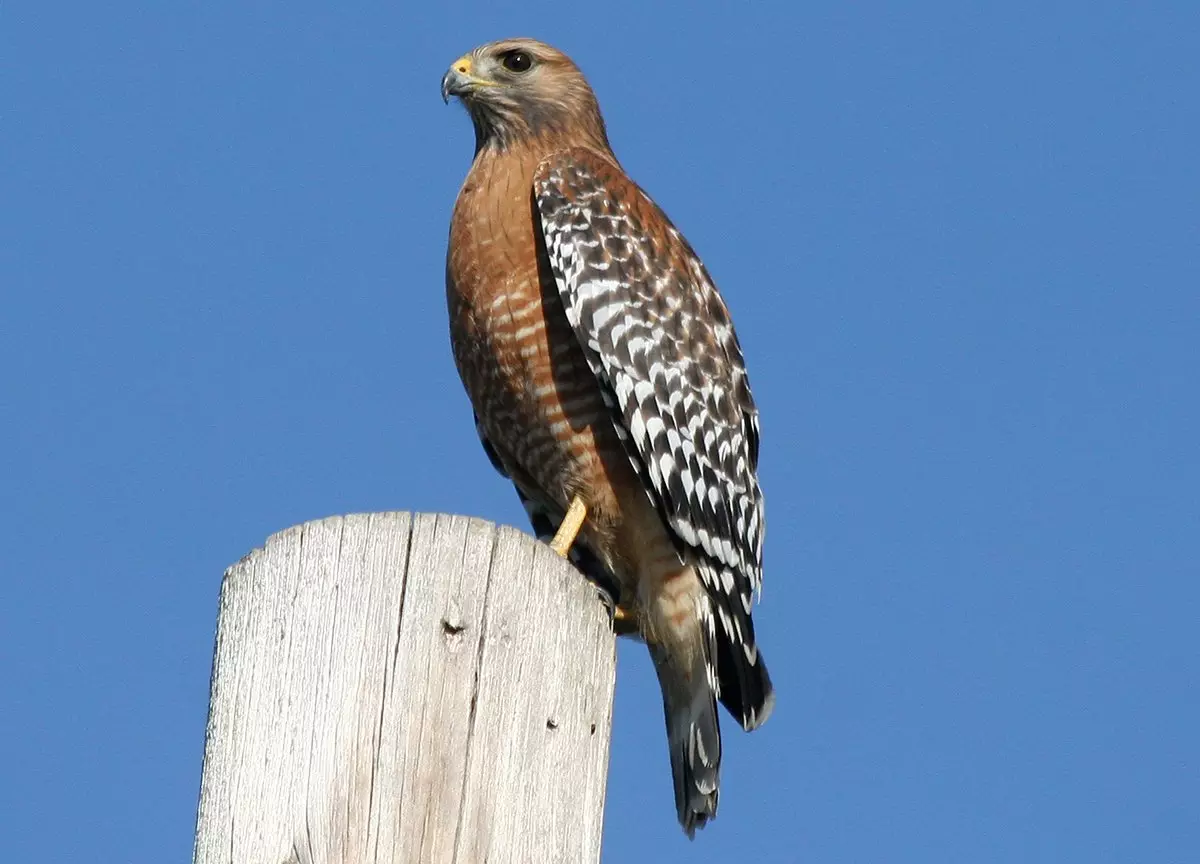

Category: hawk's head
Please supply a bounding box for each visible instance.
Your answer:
[441,38,610,153]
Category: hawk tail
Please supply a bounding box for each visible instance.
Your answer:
[651,639,722,837]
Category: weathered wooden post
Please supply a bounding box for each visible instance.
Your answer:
[193,512,616,864]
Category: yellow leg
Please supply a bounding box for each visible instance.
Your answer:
[549,496,639,636]
[550,495,587,557]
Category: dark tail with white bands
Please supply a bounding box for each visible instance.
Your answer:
[651,640,722,837]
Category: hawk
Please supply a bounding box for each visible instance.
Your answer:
[441,38,774,835]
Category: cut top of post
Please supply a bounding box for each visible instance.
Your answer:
[194,512,616,864]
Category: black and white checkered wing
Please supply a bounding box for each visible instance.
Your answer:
[534,149,769,716]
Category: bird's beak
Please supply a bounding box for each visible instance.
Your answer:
[441,54,494,104]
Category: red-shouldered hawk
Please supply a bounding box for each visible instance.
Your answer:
[442,38,774,836]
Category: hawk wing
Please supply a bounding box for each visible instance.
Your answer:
[534,148,768,690]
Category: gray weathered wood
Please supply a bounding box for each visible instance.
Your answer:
[193,512,616,864]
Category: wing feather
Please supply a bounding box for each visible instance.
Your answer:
[533,149,767,676]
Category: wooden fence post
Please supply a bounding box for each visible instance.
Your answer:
[193,512,616,864]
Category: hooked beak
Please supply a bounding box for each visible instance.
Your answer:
[441,54,494,104]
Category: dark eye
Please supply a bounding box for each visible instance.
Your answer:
[501,51,533,73]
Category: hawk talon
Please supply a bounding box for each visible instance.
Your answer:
[611,603,640,637]
[593,585,640,637]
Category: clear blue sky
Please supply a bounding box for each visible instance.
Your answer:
[2,2,1197,861]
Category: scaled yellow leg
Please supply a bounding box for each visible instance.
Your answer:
[550,495,587,557]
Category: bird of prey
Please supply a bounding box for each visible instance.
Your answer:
[441,37,774,836]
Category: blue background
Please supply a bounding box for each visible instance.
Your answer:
[2,2,1197,861]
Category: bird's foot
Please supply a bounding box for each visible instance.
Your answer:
[611,603,640,637]
[593,585,641,638]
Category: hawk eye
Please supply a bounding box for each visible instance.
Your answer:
[501,51,533,73]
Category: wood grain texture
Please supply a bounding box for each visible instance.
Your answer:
[193,512,615,864]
